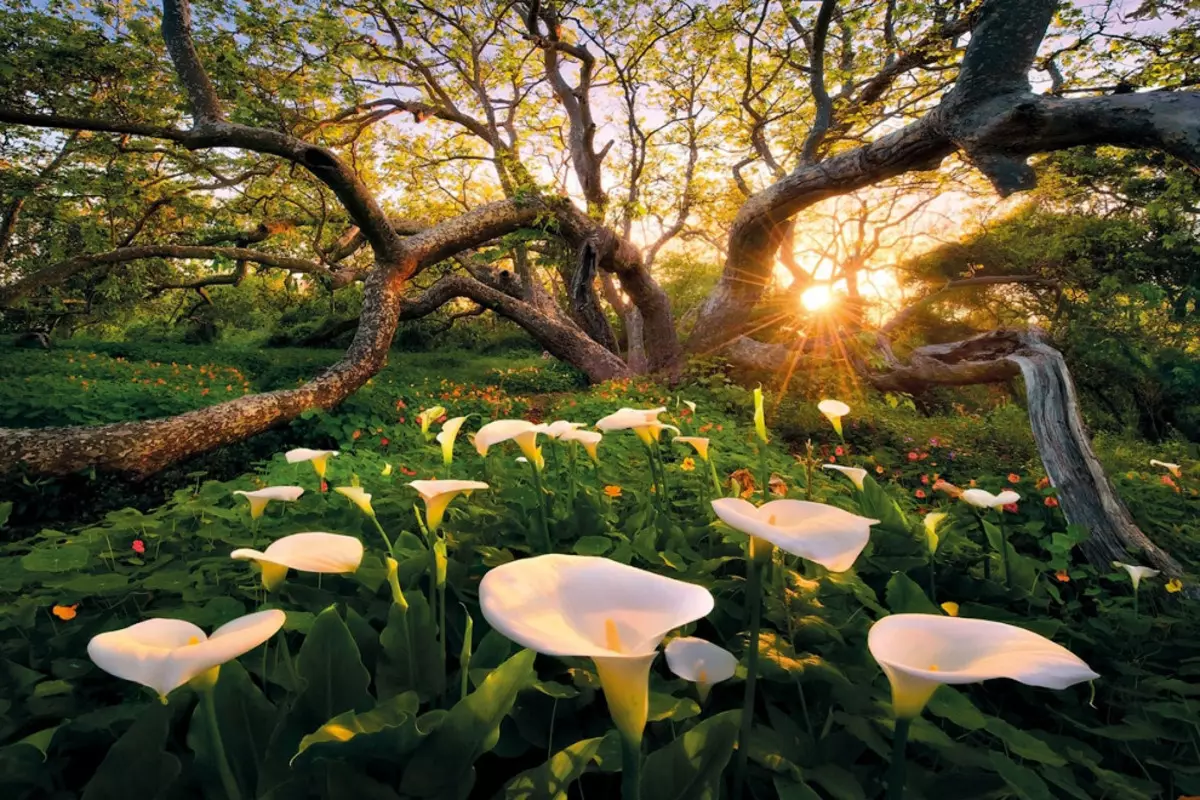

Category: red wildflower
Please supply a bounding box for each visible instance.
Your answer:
[1002,503,1018,513]
[401,466,417,476]
[1008,473,1021,484]
[380,437,390,446]
[1162,474,1179,491]
[132,539,145,554]
[907,452,918,461]
[1044,496,1059,508]
[920,474,929,485]
[915,489,926,499]
[835,446,844,456]
[320,480,328,493]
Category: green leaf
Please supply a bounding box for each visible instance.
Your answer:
[926,687,987,731]
[984,718,1067,766]
[884,572,939,614]
[295,606,372,726]
[0,502,12,529]
[400,648,537,798]
[82,702,181,800]
[293,691,437,765]
[858,476,910,535]
[377,590,444,702]
[502,736,605,799]
[640,709,740,800]
[22,545,89,573]
[573,536,613,556]
[187,661,275,798]
[989,752,1055,800]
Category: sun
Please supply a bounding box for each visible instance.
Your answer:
[800,285,834,312]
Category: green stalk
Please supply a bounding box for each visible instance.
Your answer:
[708,456,722,496]
[1134,587,1140,620]
[732,555,764,800]
[567,443,578,514]
[1000,522,1011,589]
[758,442,771,503]
[887,716,912,800]
[928,554,937,604]
[529,460,553,553]
[654,440,671,514]
[369,515,394,556]
[202,686,243,800]
[620,733,642,800]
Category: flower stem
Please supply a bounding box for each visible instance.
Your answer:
[202,686,243,800]
[370,515,394,557]
[928,555,937,604]
[887,716,912,800]
[709,457,722,496]
[732,555,764,800]
[620,732,642,800]
[999,521,1011,589]
[758,443,770,503]
[529,460,553,553]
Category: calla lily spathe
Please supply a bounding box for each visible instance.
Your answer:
[1113,561,1160,591]
[409,479,489,532]
[88,610,286,699]
[233,486,304,519]
[559,428,602,463]
[960,488,1020,509]
[822,464,866,490]
[536,420,586,439]
[712,498,878,572]
[475,420,544,469]
[1149,459,1181,477]
[285,448,338,478]
[818,399,850,437]
[479,554,714,744]
[595,407,680,445]
[753,385,768,442]
[923,511,948,554]
[416,406,446,435]
[231,532,364,590]
[665,636,737,702]
[334,485,375,516]
[674,436,711,462]
[436,416,469,465]
[868,613,1098,718]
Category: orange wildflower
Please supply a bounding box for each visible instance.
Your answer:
[1008,473,1020,484]
[1055,570,1070,583]
[604,485,622,498]
[1044,496,1059,507]
[53,604,79,621]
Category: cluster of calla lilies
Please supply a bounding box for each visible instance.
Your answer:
[83,395,1101,800]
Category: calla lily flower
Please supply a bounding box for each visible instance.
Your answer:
[381,462,393,476]
[683,400,697,414]
[231,532,364,590]
[665,636,737,702]
[868,613,1098,718]
[595,407,680,445]
[818,399,850,437]
[479,554,714,744]
[924,512,948,554]
[334,486,375,516]
[822,464,866,490]
[960,488,1021,509]
[408,479,489,532]
[416,406,446,436]
[1150,459,1181,478]
[674,436,711,462]
[233,486,303,519]
[536,420,587,439]
[560,428,602,463]
[1113,561,1160,591]
[285,448,338,478]
[436,416,469,465]
[712,498,878,572]
[753,385,768,442]
[88,610,286,699]
[475,420,544,469]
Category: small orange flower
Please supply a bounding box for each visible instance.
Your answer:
[604,485,622,498]
[914,489,926,499]
[1036,476,1050,490]
[1162,474,1179,492]
[1044,496,1059,507]
[352,430,362,440]
[875,465,885,474]
[52,604,79,621]
[1055,569,1070,583]
[681,457,696,472]
[1008,473,1020,484]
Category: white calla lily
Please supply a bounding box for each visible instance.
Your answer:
[480,554,714,744]
[436,416,469,465]
[233,486,303,519]
[923,512,948,554]
[88,610,286,699]
[818,399,851,437]
[560,428,602,463]
[674,436,711,462]
[665,636,737,702]
[285,448,338,478]
[683,400,697,414]
[960,488,1021,509]
[1113,561,1160,591]
[334,485,374,516]
[595,407,679,445]
[475,420,544,469]
[712,498,878,572]
[868,613,1099,718]
[822,464,867,490]
[536,420,587,439]
[416,406,446,435]
[231,532,364,590]
[409,479,489,532]
[1149,459,1181,477]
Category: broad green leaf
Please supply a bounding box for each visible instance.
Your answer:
[295,606,372,725]
[377,590,444,702]
[984,718,1067,766]
[573,536,613,556]
[82,703,181,800]
[22,545,89,573]
[400,648,537,798]
[926,687,987,731]
[293,691,438,765]
[884,572,939,614]
[187,661,275,798]
[640,709,740,800]
[989,752,1055,800]
[502,736,604,799]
